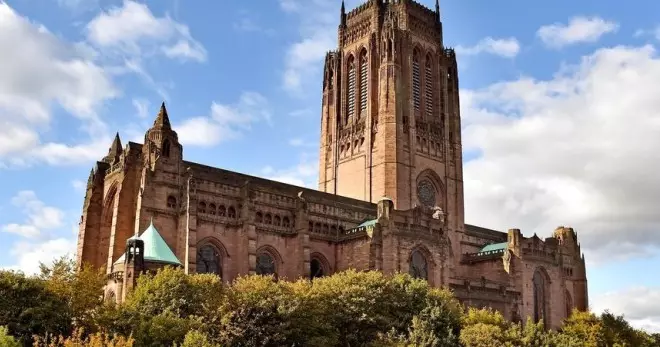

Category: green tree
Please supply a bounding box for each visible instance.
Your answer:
[600,310,654,347]
[124,266,224,318]
[555,310,605,347]
[0,271,71,345]
[0,326,20,347]
[38,257,106,332]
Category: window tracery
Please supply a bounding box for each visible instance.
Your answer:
[310,258,325,279]
[256,252,276,276]
[533,269,548,326]
[196,244,222,278]
[409,249,428,280]
[417,180,436,207]
[228,207,236,218]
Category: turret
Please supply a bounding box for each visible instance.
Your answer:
[121,234,144,301]
[104,133,123,164]
[143,102,182,169]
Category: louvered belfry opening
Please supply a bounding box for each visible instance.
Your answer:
[347,56,356,123]
[412,50,421,112]
[425,56,433,117]
[359,50,368,117]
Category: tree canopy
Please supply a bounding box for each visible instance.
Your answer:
[0,261,658,347]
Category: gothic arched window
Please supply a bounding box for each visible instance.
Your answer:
[265,214,272,224]
[256,252,276,276]
[209,203,216,215]
[283,217,290,228]
[256,212,263,223]
[565,289,573,317]
[228,206,236,219]
[347,55,356,123]
[359,49,368,116]
[167,195,177,209]
[162,139,171,157]
[196,244,222,278]
[409,249,428,280]
[425,54,433,117]
[533,269,548,326]
[274,215,281,226]
[412,49,421,112]
[198,201,206,214]
[218,205,226,217]
[310,258,325,279]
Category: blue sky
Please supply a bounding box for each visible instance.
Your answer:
[2,0,660,331]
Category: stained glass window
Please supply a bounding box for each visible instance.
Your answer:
[256,252,276,275]
[533,269,547,326]
[409,250,428,280]
[196,244,221,278]
[310,258,325,279]
[417,180,436,207]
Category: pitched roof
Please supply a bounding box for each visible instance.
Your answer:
[478,242,508,253]
[153,102,172,129]
[114,220,182,266]
[358,219,377,228]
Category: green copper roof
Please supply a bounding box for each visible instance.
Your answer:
[479,242,507,253]
[114,220,182,266]
[358,219,377,228]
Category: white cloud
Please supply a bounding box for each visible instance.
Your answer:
[261,153,318,188]
[133,98,150,118]
[3,238,76,275]
[456,37,521,58]
[279,0,345,95]
[0,2,117,168]
[1,191,64,238]
[633,25,660,42]
[289,138,315,147]
[72,179,85,191]
[86,0,206,62]
[592,286,660,333]
[461,44,660,263]
[537,16,619,48]
[175,92,271,147]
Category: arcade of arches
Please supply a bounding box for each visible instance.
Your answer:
[194,241,431,282]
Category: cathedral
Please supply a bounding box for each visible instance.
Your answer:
[76,0,588,329]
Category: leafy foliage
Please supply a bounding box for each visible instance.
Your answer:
[0,326,21,347]
[0,271,72,345]
[0,263,658,347]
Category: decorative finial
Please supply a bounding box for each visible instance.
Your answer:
[153,101,172,129]
[107,132,123,160]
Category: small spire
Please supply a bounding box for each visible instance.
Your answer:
[340,0,346,26]
[153,101,172,129]
[108,132,123,158]
[435,0,440,21]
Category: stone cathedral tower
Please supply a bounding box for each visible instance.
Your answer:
[318,0,464,231]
